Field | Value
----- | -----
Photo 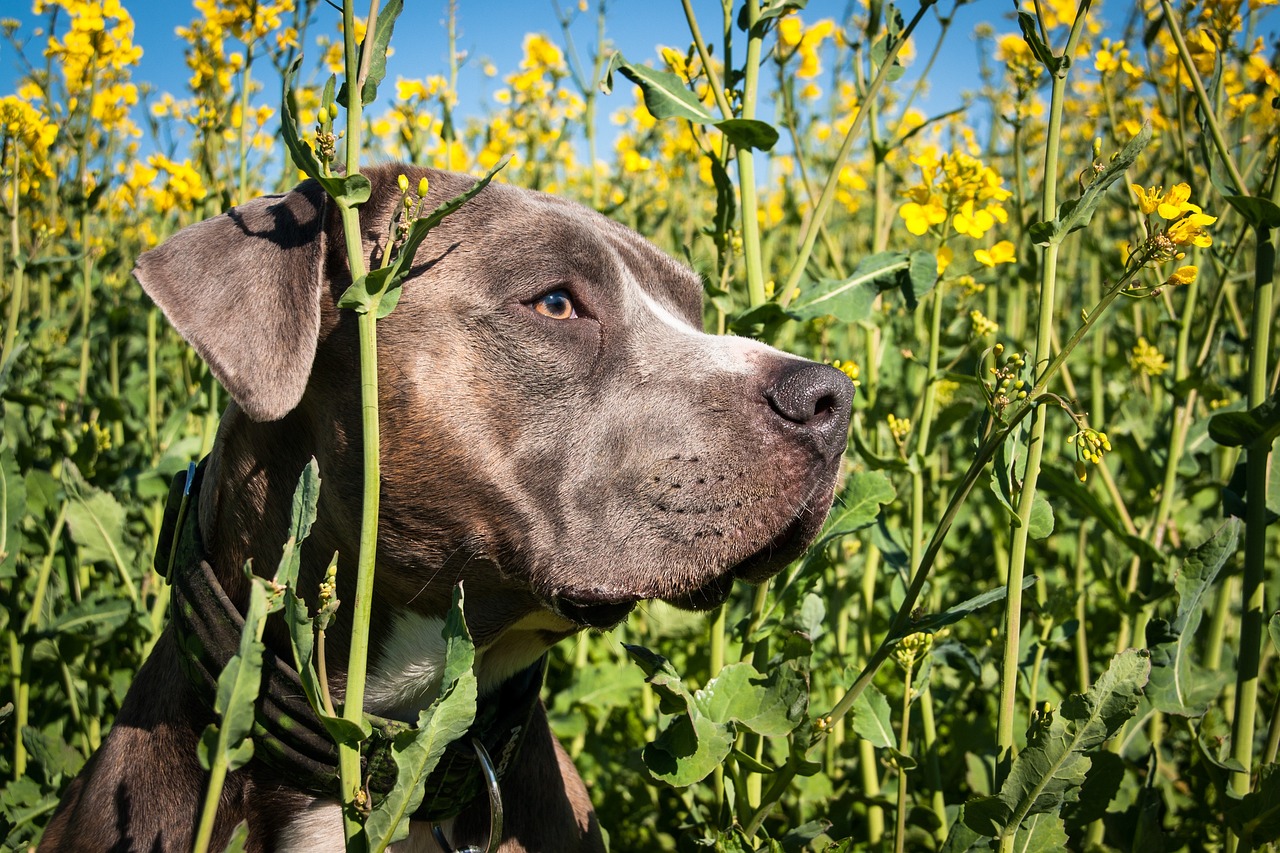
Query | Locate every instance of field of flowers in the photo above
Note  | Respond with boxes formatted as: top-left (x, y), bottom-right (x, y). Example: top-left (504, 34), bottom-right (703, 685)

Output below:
top-left (2, 0), bottom-right (1279, 850)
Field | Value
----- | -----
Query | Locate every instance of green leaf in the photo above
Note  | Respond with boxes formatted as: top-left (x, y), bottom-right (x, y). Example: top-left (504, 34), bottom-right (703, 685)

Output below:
top-left (199, 575), bottom-right (274, 774)
top-left (336, 0), bottom-right (403, 107)
top-left (1224, 195), bottom-right (1280, 229)
top-left (902, 250), bottom-right (938, 310)
top-left (713, 118), bottom-right (780, 151)
top-left (0, 446), bottom-right (23, 579)
top-left (990, 651), bottom-right (1150, 836)
top-left (275, 459), bottom-right (320, 589)
top-left (1009, 812), bottom-right (1069, 852)
top-left (1146, 520), bottom-right (1239, 716)
top-left (1227, 763), bottom-right (1280, 845)
top-left (698, 661), bottom-right (806, 737)
top-left (219, 821), bottom-right (249, 853)
top-left (602, 54), bottom-right (714, 123)
top-left (1209, 391), bottom-right (1280, 449)
top-left (365, 585), bottom-right (477, 852)
top-left (850, 684), bottom-right (894, 749)
top-left (641, 710), bottom-right (734, 788)
top-left (941, 804), bottom-right (984, 850)
top-left (1016, 11), bottom-right (1059, 73)
top-left (1030, 122), bottom-right (1152, 246)
top-left (816, 470), bottom-right (896, 546)
top-left (61, 462), bottom-right (136, 598)
top-left (624, 644), bottom-right (735, 787)
top-left (1028, 495), bottom-right (1054, 540)
top-left (1222, 456), bottom-right (1280, 525)
top-left (790, 252), bottom-right (910, 323)
top-left (41, 596), bottom-right (132, 639)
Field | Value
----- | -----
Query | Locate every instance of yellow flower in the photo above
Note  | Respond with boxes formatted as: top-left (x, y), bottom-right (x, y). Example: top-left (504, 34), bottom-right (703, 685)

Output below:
top-left (829, 359), bottom-right (861, 385)
top-left (1163, 265), bottom-right (1198, 286)
top-left (970, 310), bottom-right (999, 338)
top-left (1167, 215), bottom-right (1215, 248)
top-left (936, 245), bottom-right (953, 274)
top-left (953, 200), bottom-right (996, 239)
top-left (974, 240), bottom-right (1016, 268)
top-left (1130, 183), bottom-right (1164, 215)
top-left (900, 199), bottom-right (947, 235)
top-left (1157, 182), bottom-right (1196, 219)
top-left (1129, 338), bottom-right (1169, 376)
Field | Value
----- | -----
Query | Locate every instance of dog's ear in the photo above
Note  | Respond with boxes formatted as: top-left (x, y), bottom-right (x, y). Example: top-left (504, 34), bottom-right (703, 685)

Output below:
top-left (135, 181), bottom-right (327, 422)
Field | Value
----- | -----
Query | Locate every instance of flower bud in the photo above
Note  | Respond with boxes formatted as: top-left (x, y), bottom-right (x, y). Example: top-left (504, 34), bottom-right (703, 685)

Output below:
top-left (418, 177), bottom-right (429, 197)
top-left (397, 173), bottom-right (409, 193)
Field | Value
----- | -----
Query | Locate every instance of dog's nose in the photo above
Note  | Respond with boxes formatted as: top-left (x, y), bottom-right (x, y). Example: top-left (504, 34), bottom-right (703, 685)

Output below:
top-left (763, 362), bottom-right (854, 455)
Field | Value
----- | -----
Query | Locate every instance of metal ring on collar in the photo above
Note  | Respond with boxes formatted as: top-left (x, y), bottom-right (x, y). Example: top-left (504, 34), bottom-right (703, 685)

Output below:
top-left (430, 738), bottom-right (503, 853)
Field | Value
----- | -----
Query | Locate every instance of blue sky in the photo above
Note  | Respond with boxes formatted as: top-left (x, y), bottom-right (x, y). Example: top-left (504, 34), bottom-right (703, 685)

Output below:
top-left (1, 0), bottom-right (1003, 158)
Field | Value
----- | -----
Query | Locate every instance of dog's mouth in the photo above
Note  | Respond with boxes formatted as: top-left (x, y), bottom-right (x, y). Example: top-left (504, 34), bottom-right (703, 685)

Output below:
top-left (548, 594), bottom-right (637, 630)
top-left (546, 489), bottom-right (830, 630)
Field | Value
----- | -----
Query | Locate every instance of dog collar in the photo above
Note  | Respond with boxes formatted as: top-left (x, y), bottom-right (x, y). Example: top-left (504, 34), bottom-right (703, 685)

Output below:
top-left (157, 461), bottom-right (546, 824)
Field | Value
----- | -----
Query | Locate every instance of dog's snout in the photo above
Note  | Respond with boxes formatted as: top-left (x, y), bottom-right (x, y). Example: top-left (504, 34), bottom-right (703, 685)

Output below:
top-left (763, 362), bottom-right (854, 453)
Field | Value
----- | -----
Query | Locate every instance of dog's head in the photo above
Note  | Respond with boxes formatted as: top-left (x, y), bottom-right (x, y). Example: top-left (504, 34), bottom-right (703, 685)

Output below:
top-left (136, 165), bottom-right (851, 651)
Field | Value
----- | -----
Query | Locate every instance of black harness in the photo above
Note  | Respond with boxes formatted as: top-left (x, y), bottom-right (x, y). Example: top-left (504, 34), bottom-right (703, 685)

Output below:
top-left (158, 462), bottom-right (545, 824)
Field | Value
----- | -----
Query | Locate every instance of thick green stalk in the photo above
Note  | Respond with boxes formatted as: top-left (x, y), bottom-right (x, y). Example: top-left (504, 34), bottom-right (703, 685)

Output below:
top-left (8, 629), bottom-right (25, 778)
top-left (1230, 182), bottom-right (1277, 802)
top-left (737, 0), bottom-right (766, 308)
top-left (1, 152), bottom-right (24, 369)
top-left (237, 44), bottom-right (254, 207)
top-left (893, 660), bottom-right (914, 853)
top-left (994, 8), bottom-right (1089, 812)
top-left (336, 1), bottom-right (378, 843)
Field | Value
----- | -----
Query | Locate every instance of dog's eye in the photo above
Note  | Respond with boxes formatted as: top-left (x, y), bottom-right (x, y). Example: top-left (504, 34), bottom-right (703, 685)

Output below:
top-left (532, 289), bottom-right (577, 320)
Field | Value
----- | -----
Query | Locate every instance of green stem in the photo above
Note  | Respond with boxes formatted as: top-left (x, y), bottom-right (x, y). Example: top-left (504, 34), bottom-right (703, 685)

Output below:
top-left (237, 43), bottom-right (254, 206)
top-left (336, 1), bottom-right (377, 843)
top-left (2, 148), bottom-right (25, 369)
top-left (737, 0), bottom-right (766, 308)
top-left (995, 6), bottom-right (1090, 813)
top-left (8, 629), bottom-right (25, 778)
top-left (1229, 179), bottom-right (1278, 802)
top-left (893, 659), bottom-right (914, 853)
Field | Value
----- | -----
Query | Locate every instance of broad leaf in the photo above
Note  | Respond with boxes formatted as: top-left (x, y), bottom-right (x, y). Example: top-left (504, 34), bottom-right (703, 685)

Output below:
top-left (790, 252), bottom-right (910, 323)
top-left (816, 470), bottom-right (896, 546)
top-left (602, 54), bottom-right (713, 123)
top-left (1227, 763), bottom-right (1280, 846)
top-left (1146, 520), bottom-right (1239, 716)
top-left (969, 651), bottom-right (1150, 838)
top-left (713, 118), bottom-right (779, 152)
top-left (1209, 391), bottom-right (1280, 449)
top-left (850, 684), bottom-right (894, 749)
top-left (0, 446), bottom-right (23, 580)
top-left (61, 462), bottom-right (136, 596)
top-left (697, 662), bottom-right (806, 738)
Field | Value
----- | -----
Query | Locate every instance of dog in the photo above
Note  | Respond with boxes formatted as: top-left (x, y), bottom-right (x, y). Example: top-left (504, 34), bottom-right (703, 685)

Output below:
top-left (39, 165), bottom-right (853, 851)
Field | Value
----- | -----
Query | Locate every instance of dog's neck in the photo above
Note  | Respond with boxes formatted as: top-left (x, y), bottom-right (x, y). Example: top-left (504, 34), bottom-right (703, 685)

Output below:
top-left (198, 404), bottom-right (577, 721)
